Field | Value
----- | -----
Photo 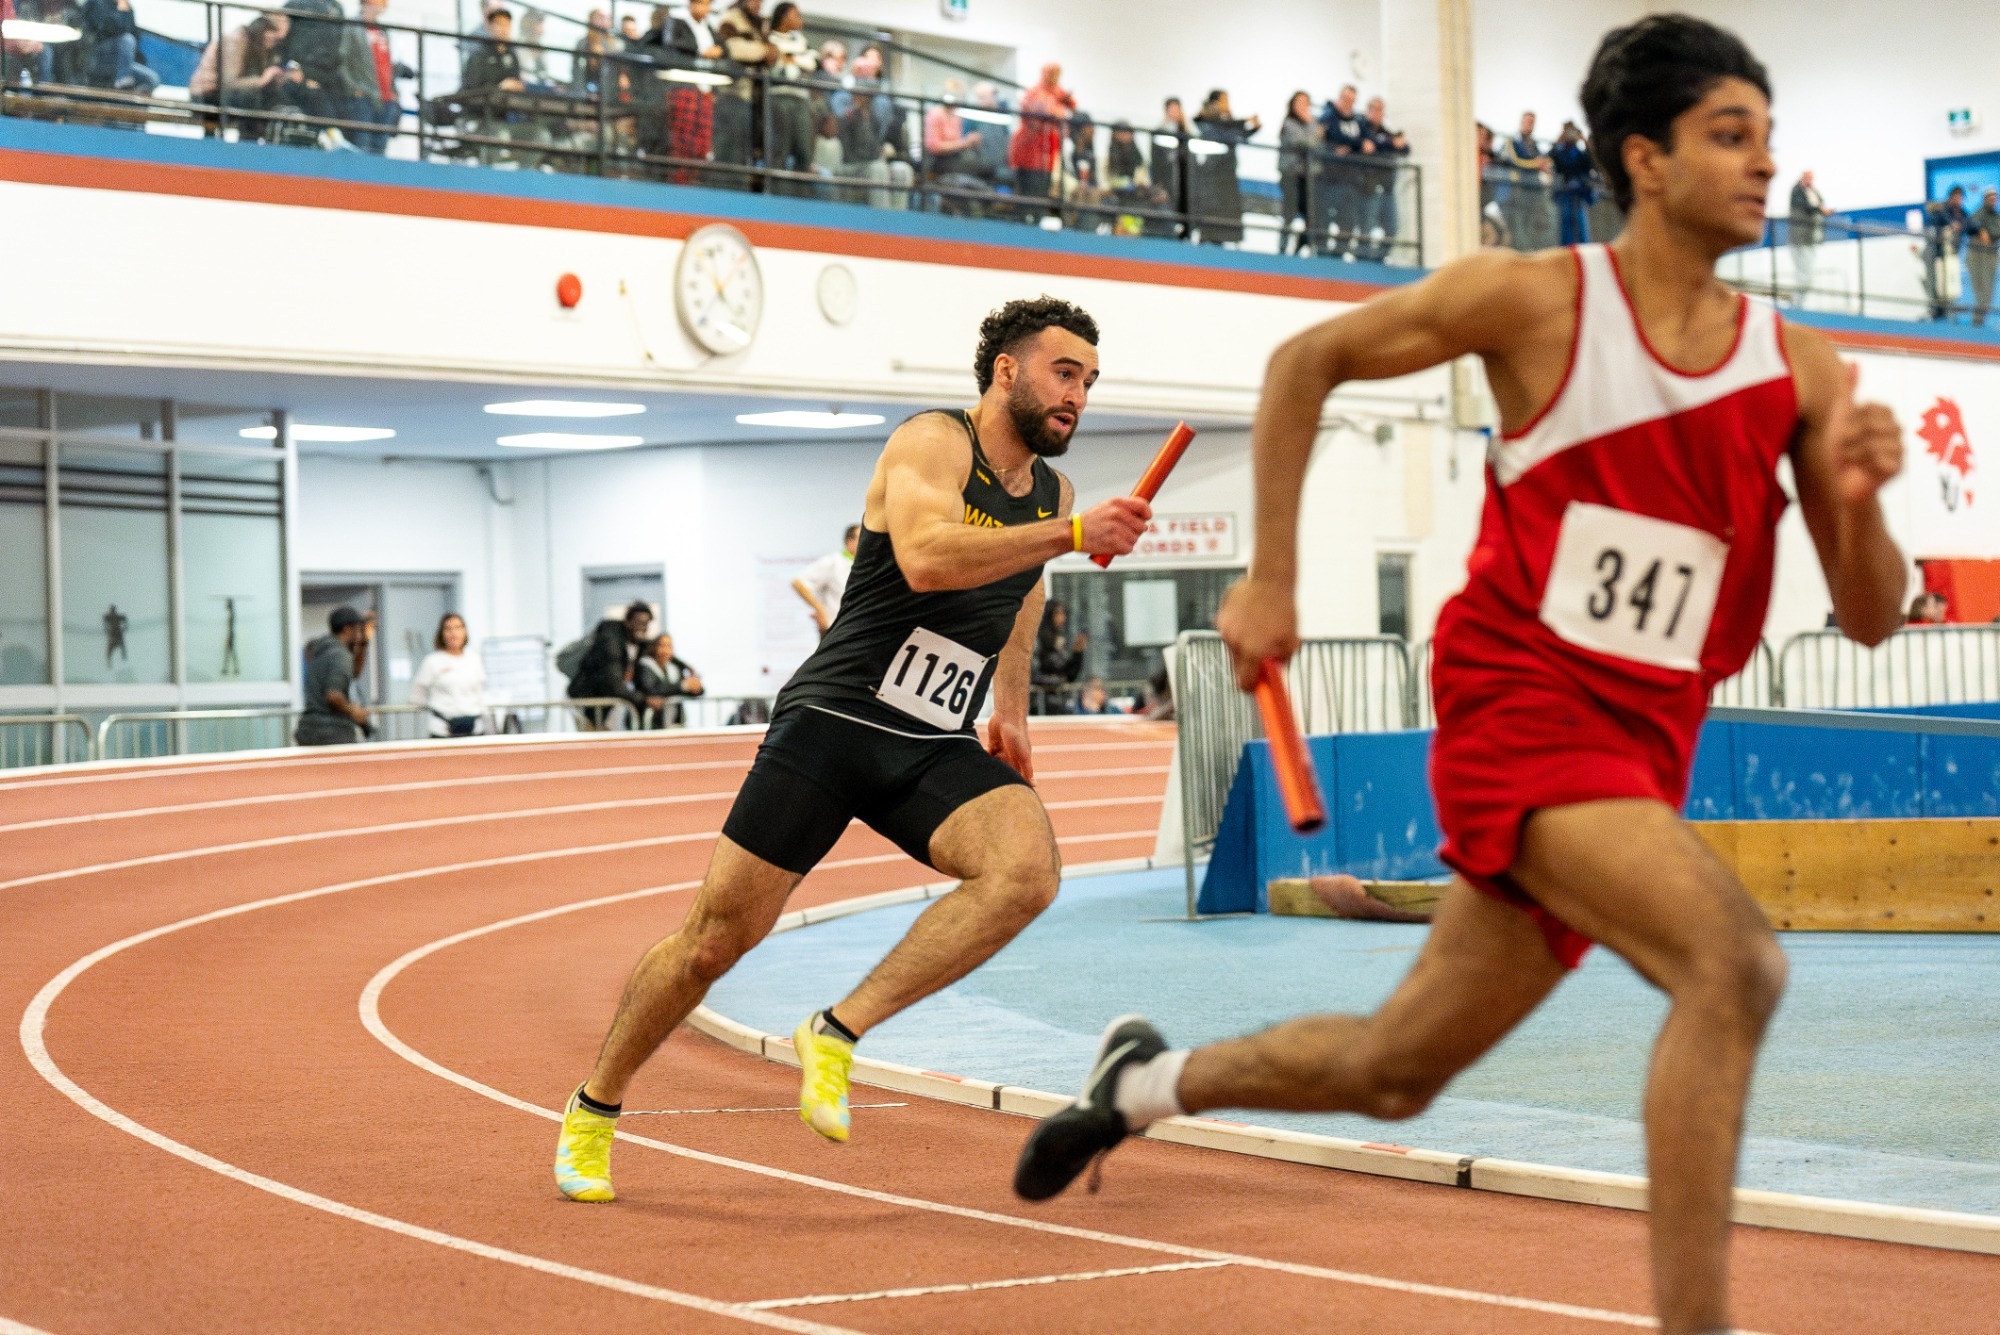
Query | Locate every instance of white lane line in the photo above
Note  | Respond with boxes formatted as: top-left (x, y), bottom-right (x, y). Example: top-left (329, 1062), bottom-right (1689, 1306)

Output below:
top-left (625, 1104), bottom-right (908, 1116)
top-left (356, 862), bottom-right (1661, 1328)
top-left (1035, 765), bottom-right (1169, 780)
top-left (0, 791), bottom-right (737, 894)
top-left (0, 1317), bottom-right (57, 1334)
top-left (0, 759), bottom-right (753, 835)
top-left (1043, 795), bottom-right (1163, 811)
top-left (743, 1260), bottom-right (1232, 1309)
top-left (0, 733), bottom-right (721, 795)
top-left (17, 850), bottom-right (864, 1335)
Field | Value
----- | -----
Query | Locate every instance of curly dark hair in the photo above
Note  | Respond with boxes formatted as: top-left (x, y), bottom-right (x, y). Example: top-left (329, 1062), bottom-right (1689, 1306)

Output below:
top-left (972, 296), bottom-right (1100, 394)
top-left (1581, 14), bottom-right (1769, 213)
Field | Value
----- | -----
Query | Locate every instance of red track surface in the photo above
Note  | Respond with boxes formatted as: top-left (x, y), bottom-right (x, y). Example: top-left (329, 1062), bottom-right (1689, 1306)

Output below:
top-left (2, 724), bottom-right (1992, 1334)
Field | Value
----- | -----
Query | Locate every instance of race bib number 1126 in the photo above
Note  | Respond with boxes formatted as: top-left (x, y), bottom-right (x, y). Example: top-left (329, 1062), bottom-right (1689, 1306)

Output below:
top-left (1539, 502), bottom-right (1728, 672)
top-left (877, 626), bottom-right (989, 729)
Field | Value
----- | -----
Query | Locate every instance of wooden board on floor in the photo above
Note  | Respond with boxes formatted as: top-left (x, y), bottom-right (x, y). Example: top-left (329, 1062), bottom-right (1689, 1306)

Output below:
top-left (1271, 820), bottom-right (2000, 933)
top-left (1696, 818), bottom-right (2000, 932)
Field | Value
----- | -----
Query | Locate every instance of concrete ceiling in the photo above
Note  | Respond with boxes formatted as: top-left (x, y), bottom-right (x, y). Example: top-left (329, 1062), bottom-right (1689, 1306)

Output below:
top-left (0, 360), bottom-right (1223, 462)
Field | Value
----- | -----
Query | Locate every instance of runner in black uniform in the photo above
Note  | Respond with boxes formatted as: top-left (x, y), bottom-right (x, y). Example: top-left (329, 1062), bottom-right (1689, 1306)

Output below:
top-left (554, 297), bottom-right (1154, 1198)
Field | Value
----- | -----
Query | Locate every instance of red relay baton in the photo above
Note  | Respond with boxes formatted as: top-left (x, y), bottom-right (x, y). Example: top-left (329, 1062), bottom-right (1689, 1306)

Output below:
top-left (1090, 421), bottom-right (1196, 568)
top-left (1253, 658), bottom-right (1327, 833)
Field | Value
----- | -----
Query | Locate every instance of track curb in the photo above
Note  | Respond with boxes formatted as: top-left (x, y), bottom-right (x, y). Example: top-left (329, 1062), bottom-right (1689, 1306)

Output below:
top-left (688, 859), bottom-right (2000, 1257)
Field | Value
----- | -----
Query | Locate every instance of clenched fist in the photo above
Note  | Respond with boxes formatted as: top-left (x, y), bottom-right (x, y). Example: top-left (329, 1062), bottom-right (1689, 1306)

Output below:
top-left (1077, 496), bottom-right (1152, 556)
top-left (1829, 361), bottom-right (1903, 507)
top-left (1215, 575), bottom-right (1299, 691)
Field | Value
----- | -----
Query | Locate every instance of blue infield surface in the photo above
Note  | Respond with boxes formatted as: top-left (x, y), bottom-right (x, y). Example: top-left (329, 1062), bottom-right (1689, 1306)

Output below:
top-left (709, 867), bottom-right (2000, 1215)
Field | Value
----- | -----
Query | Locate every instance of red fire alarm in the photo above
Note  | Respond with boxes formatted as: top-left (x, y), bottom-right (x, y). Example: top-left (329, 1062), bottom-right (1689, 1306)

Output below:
top-left (556, 273), bottom-right (584, 308)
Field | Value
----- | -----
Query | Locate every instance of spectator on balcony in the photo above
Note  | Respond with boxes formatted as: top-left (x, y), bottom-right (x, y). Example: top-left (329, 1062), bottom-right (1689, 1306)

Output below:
top-left (567, 601), bottom-right (662, 727)
top-left (1105, 121), bottom-right (1166, 235)
top-left (1318, 85), bottom-right (1367, 257)
top-left (764, 2), bottom-right (817, 190)
top-left (410, 612), bottom-right (489, 737)
top-left (1922, 185), bottom-right (1968, 321)
top-left (965, 80), bottom-right (1010, 184)
top-left (78, 0), bottom-right (156, 94)
top-left (571, 8), bottom-right (620, 92)
top-left (636, 633), bottom-right (705, 727)
top-left (711, 0), bottom-right (771, 188)
top-left (1278, 91), bottom-right (1322, 255)
top-left (459, 7), bottom-right (549, 166)
top-left (279, 0), bottom-right (352, 135)
top-left (835, 45), bottom-right (913, 208)
top-left (1191, 88), bottom-right (1255, 246)
top-left (189, 11), bottom-right (307, 137)
top-left (1358, 95), bottom-right (1408, 261)
top-left (1549, 119), bottom-right (1596, 246)
top-left (1009, 61), bottom-right (1074, 207)
top-left (1908, 591), bottom-right (1949, 625)
top-left (619, 13), bottom-right (639, 41)
top-left (3, 0), bottom-right (54, 84)
top-left (640, 0), bottom-right (721, 183)
top-left (1498, 110), bottom-right (1553, 252)
top-left (1968, 187), bottom-right (2000, 328)
top-left (1788, 170), bottom-right (1827, 298)
top-left (924, 78), bottom-right (982, 181)
top-left (339, 0), bottom-right (406, 154)
top-left (297, 606), bottom-right (372, 746)
top-left (514, 8), bottom-right (555, 86)
top-left (1151, 95), bottom-right (1190, 215)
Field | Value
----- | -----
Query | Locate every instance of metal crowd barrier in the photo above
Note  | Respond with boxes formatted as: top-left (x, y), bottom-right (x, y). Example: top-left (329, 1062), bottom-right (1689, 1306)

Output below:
top-left (1709, 638), bottom-right (1780, 708)
top-left (485, 698), bottom-right (642, 734)
top-left (1172, 631), bottom-right (1417, 915)
top-left (0, 713), bottom-right (94, 769)
top-left (1776, 626), bottom-right (2000, 710)
top-left (96, 703), bottom-right (434, 760)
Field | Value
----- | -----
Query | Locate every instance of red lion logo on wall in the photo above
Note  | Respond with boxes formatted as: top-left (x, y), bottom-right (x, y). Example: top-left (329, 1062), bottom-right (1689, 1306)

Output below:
top-left (1917, 397), bottom-right (1976, 511)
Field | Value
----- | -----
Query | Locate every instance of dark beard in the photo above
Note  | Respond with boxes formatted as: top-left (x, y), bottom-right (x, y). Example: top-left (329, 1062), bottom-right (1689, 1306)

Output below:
top-left (1006, 381), bottom-right (1075, 457)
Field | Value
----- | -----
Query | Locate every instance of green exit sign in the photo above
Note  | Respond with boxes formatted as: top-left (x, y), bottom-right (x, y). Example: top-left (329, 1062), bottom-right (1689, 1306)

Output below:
top-left (1947, 107), bottom-right (1980, 135)
top-left (941, 0), bottom-right (969, 19)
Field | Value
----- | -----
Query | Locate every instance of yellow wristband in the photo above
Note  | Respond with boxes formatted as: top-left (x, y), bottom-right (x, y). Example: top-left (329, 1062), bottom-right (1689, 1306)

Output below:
top-left (1071, 513), bottom-right (1084, 553)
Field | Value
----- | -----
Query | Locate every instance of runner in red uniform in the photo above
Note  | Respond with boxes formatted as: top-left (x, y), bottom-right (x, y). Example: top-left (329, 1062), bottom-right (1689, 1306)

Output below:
top-left (1013, 18), bottom-right (1909, 1334)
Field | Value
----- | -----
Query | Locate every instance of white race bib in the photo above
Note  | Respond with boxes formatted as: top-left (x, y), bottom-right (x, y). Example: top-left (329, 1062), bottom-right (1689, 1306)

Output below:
top-left (1539, 502), bottom-right (1728, 672)
top-left (876, 626), bottom-right (990, 729)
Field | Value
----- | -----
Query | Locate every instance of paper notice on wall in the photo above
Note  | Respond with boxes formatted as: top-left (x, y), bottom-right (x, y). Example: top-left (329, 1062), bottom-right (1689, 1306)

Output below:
top-left (482, 635), bottom-right (550, 705)
top-left (1854, 355), bottom-right (2000, 559)
top-left (1123, 579), bottom-right (1180, 646)
top-left (757, 556), bottom-right (825, 691)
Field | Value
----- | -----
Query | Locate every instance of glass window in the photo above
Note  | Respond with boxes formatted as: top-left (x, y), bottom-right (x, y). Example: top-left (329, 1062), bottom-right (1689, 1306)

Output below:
top-left (59, 447), bottom-right (172, 685)
top-left (0, 441), bottom-right (49, 685)
top-left (173, 403), bottom-right (288, 449)
top-left (181, 456), bottom-right (286, 683)
top-left (54, 393), bottom-right (169, 441)
top-left (1377, 552), bottom-right (1412, 641)
top-left (0, 389), bottom-right (43, 430)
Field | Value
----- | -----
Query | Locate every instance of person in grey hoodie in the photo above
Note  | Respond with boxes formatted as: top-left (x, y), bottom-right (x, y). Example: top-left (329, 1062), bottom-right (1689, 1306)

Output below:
top-left (296, 606), bottom-right (373, 745)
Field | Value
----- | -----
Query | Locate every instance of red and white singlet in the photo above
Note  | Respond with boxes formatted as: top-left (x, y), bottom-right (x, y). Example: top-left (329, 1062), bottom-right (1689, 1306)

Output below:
top-left (1429, 243), bottom-right (1799, 964)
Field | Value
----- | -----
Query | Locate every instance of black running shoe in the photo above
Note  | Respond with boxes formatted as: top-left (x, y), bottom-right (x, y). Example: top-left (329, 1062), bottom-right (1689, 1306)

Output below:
top-left (1013, 1014), bottom-right (1166, 1201)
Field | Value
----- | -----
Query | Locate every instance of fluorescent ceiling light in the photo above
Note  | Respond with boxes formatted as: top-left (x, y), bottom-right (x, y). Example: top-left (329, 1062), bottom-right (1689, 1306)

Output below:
top-left (239, 424), bottom-right (396, 442)
top-left (660, 68), bottom-right (735, 87)
top-left (955, 107), bottom-right (1014, 126)
top-left (497, 432), bottom-right (647, 450)
top-left (484, 399), bottom-right (646, 418)
top-left (1, 19), bottom-right (81, 41)
top-left (735, 411), bottom-right (887, 430)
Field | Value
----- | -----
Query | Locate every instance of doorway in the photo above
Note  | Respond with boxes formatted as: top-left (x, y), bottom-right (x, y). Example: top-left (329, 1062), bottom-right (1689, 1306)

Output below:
top-left (300, 573), bottom-right (460, 706)
top-left (582, 565), bottom-right (665, 633)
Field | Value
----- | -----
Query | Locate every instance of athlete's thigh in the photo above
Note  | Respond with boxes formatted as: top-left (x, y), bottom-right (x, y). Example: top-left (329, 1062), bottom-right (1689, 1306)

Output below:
top-left (924, 781), bottom-right (1057, 884)
top-left (678, 834), bottom-right (806, 948)
top-left (1511, 798), bottom-right (1773, 993)
top-left (1363, 878), bottom-right (1567, 1072)
top-left (719, 711), bottom-right (861, 877)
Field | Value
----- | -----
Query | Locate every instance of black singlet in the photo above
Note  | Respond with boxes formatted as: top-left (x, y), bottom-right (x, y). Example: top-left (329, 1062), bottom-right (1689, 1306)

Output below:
top-left (773, 409), bottom-right (1062, 737)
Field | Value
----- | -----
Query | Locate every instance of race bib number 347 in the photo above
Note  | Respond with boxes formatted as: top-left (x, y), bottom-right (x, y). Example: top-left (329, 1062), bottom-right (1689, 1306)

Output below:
top-left (1539, 502), bottom-right (1728, 672)
top-left (877, 626), bottom-right (990, 729)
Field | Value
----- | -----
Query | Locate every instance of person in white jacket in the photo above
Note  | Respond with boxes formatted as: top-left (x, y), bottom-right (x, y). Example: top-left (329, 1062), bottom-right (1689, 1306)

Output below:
top-left (409, 612), bottom-right (488, 737)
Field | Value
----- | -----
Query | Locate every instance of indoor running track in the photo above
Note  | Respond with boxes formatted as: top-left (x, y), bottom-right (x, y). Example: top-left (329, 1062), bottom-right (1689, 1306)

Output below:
top-left (1, 723), bottom-right (1991, 1334)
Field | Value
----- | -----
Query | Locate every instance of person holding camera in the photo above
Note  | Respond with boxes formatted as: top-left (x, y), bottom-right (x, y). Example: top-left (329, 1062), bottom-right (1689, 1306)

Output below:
top-left (296, 606), bottom-right (373, 746)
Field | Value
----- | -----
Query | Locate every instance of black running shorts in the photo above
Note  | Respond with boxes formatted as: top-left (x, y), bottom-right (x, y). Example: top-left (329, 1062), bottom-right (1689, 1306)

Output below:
top-left (721, 706), bottom-right (1032, 875)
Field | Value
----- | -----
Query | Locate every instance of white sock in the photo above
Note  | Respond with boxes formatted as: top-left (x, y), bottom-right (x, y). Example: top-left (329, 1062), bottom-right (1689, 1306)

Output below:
top-left (1111, 1048), bottom-right (1190, 1132)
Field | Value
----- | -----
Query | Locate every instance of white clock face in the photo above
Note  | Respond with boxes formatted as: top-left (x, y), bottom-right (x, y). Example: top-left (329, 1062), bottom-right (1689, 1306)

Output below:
top-left (816, 263), bottom-right (859, 326)
top-left (675, 224), bottom-right (763, 355)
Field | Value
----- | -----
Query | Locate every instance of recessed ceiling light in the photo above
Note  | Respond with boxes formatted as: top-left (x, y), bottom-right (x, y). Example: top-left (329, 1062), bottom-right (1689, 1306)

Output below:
top-left (239, 424), bottom-right (396, 442)
top-left (496, 433), bottom-right (647, 451)
top-left (484, 399), bottom-right (647, 417)
top-left (735, 411), bottom-right (887, 430)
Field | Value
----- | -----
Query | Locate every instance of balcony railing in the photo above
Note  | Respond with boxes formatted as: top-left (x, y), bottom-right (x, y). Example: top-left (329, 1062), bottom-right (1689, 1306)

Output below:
top-left (1719, 215), bottom-right (2000, 327)
top-left (0, 0), bottom-right (1423, 266)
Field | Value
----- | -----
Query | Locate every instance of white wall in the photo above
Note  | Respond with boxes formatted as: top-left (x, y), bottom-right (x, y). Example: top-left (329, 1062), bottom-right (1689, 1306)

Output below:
top-left (1475, 0), bottom-right (2000, 212)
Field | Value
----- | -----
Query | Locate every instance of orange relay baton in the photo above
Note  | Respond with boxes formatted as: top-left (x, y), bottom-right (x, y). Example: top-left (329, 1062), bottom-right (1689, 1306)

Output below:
top-left (1253, 658), bottom-right (1327, 834)
top-left (1090, 421), bottom-right (1196, 568)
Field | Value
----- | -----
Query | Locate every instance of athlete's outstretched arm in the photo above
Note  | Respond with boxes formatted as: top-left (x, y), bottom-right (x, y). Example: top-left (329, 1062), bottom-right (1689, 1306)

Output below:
top-left (986, 580), bottom-right (1043, 779)
top-left (881, 415), bottom-right (1148, 592)
top-left (1784, 325), bottom-right (1907, 647)
top-left (1217, 251), bottom-right (1541, 686)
